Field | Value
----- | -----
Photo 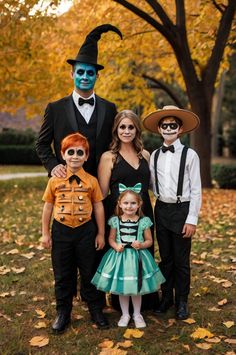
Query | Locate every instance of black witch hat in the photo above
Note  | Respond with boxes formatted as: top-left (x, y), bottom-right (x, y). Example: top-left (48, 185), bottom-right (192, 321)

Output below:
top-left (67, 24), bottom-right (122, 71)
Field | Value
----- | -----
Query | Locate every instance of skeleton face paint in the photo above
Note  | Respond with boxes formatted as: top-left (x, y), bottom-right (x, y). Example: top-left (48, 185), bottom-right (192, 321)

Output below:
top-left (158, 118), bottom-right (182, 144)
top-left (73, 63), bottom-right (97, 91)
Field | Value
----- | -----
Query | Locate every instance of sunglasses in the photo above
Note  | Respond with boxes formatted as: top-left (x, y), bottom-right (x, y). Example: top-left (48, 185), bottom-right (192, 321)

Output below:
top-left (119, 124), bottom-right (135, 130)
top-left (160, 122), bottom-right (179, 130)
top-left (66, 148), bottom-right (85, 157)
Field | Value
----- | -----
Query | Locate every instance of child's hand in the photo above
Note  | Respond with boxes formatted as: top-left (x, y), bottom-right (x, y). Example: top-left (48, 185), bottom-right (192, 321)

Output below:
top-left (131, 241), bottom-right (142, 250)
top-left (95, 234), bottom-right (105, 250)
top-left (182, 223), bottom-right (196, 238)
top-left (41, 235), bottom-right (52, 249)
top-left (115, 244), bottom-right (124, 253)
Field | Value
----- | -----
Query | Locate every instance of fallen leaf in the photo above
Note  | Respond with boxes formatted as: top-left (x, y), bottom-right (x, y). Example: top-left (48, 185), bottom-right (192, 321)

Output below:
top-left (0, 266), bottom-right (11, 275)
top-left (192, 259), bottom-right (204, 265)
top-left (165, 318), bottom-right (176, 328)
top-left (116, 340), bottom-right (133, 348)
top-left (99, 349), bottom-right (127, 355)
top-left (182, 318), bottom-right (196, 324)
top-left (223, 321), bottom-right (235, 329)
top-left (74, 314), bottom-right (84, 320)
top-left (123, 328), bottom-right (144, 339)
top-left (0, 292), bottom-right (10, 298)
top-left (34, 321), bottom-right (47, 329)
top-left (224, 338), bottom-right (236, 345)
top-left (182, 344), bottom-right (190, 351)
top-left (190, 327), bottom-right (214, 339)
top-left (217, 298), bottom-right (228, 306)
top-left (35, 309), bottom-right (46, 318)
top-left (32, 296), bottom-right (45, 301)
top-left (171, 335), bottom-right (179, 341)
top-left (195, 343), bottom-right (212, 350)
top-left (98, 339), bottom-right (114, 349)
top-left (11, 267), bottom-right (25, 274)
top-left (205, 337), bottom-right (221, 343)
top-left (222, 281), bottom-right (233, 288)
top-left (29, 336), bottom-right (49, 347)
top-left (21, 252), bottom-right (35, 259)
top-left (147, 315), bottom-right (162, 324)
top-left (0, 312), bottom-right (12, 321)
top-left (208, 307), bottom-right (221, 312)
top-left (6, 249), bottom-right (19, 255)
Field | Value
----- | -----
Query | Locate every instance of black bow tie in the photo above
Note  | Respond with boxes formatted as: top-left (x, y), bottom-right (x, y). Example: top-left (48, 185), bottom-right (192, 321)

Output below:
top-left (162, 145), bottom-right (175, 153)
top-left (69, 175), bottom-right (81, 184)
top-left (78, 97), bottom-right (94, 106)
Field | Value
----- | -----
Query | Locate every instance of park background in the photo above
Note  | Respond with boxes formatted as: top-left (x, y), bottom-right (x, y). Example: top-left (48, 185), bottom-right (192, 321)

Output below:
top-left (0, 1), bottom-right (235, 354)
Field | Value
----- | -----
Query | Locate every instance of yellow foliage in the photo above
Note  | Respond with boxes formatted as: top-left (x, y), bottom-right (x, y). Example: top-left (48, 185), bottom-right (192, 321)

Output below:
top-left (190, 327), bottom-right (214, 339)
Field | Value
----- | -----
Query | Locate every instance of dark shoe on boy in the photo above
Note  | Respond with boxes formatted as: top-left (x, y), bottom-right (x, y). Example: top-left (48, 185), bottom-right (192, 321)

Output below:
top-left (52, 311), bottom-right (71, 333)
top-left (176, 301), bottom-right (189, 320)
top-left (154, 299), bottom-right (174, 314)
top-left (90, 310), bottom-right (109, 329)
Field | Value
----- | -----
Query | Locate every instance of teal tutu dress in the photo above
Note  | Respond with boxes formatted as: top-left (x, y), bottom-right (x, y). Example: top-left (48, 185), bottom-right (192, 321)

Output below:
top-left (91, 216), bottom-right (165, 295)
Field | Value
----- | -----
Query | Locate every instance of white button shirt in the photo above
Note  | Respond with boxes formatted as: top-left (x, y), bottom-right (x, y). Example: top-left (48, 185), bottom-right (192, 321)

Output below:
top-left (72, 90), bottom-right (95, 124)
top-left (149, 139), bottom-right (202, 225)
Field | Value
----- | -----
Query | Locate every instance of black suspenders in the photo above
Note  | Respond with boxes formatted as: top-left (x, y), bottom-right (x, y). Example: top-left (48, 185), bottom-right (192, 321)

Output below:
top-left (154, 146), bottom-right (188, 203)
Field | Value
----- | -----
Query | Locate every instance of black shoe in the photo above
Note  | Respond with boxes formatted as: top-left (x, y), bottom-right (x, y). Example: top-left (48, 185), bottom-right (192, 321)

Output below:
top-left (176, 301), bottom-right (189, 320)
top-left (154, 299), bottom-right (174, 314)
top-left (52, 312), bottom-right (71, 333)
top-left (91, 310), bottom-right (109, 329)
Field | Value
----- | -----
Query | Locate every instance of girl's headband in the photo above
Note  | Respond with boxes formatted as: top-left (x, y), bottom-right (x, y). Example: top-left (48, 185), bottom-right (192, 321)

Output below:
top-left (118, 183), bottom-right (142, 194)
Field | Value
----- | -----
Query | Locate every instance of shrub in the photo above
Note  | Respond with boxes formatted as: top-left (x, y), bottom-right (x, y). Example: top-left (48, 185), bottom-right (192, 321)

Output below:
top-left (0, 145), bottom-right (41, 165)
top-left (0, 128), bottom-right (37, 145)
top-left (212, 164), bottom-right (236, 189)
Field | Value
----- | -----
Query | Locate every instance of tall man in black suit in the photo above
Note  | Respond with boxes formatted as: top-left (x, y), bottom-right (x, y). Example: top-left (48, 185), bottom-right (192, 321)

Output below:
top-left (36, 24), bottom-right (122, 178)
top-left (36, 24), bottom-right (122, 329)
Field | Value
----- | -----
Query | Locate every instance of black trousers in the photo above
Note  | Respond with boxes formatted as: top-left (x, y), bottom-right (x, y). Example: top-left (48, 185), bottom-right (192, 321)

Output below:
top-left (155, 201), bottom-right (191, 304)
top-left (51, 219), bottom-right (105, 315)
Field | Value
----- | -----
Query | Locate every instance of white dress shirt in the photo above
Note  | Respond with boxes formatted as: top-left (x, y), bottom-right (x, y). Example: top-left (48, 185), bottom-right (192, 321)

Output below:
top-left (72, 90), bottom-right (95, 124)
top-left (150, 138), bottom-right (202, 225)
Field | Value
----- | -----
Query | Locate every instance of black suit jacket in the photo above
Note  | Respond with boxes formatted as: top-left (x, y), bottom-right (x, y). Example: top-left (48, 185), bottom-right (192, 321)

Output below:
top-left (36, 94), bottom-right (117, 175)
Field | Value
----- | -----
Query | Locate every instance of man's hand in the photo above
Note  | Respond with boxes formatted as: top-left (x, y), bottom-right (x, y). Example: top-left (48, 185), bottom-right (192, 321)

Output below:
top-left (41, 235), bottom-right (52, 249)
top-left (95, 234), bottom-right (105, 250)
top-left (51, 164), bottom-right (67, 178)
top-left (182, 224), bottom-right (196, 238)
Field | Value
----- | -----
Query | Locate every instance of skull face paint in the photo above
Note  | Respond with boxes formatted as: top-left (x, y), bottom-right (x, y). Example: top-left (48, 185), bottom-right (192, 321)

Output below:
top-left (158, 117), bottom-right (182, 144)
top-left (73, 63), bottom-right (97, 91)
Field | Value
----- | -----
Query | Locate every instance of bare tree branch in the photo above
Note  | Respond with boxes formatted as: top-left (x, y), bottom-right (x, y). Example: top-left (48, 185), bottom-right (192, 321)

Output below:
top-left (211, 0), bottom-right (225, 14)
top-left (203, 0), bottom-right (236, 89)
top-left (175, 0), bottom-right (186, 27)
top-left (142, 74), bottom-right (184, 108)
top-left (113, 0), bottom-right (173, 41)
top-left (145, 0), bottom-right (173, 27)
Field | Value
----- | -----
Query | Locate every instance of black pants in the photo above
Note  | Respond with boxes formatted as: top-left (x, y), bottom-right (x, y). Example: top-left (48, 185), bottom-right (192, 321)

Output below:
top-left (155, 201), bottom-right (191, 304)
top-left (51, 220), bottom-right (105, 315)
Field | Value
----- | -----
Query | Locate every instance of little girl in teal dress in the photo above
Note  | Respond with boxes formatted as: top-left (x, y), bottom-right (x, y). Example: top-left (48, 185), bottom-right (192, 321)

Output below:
top-left (92, 183), bottom-right (165, 328)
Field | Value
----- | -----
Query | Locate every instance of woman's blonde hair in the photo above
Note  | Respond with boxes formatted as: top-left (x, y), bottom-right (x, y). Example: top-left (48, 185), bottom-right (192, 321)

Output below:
top-left (115, 190), bottom-right (143, 217)
top-left (110, 110), bottom-right (143, 158)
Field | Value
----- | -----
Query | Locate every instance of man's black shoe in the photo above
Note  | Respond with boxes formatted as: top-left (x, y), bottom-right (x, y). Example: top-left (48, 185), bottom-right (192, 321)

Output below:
top-left (154, 300), bottom-right (174, 314)
top-left (176, 301), bottom-right (189, 320)
top-left (91, 310), bottom-right (109, 329)
top-left (52, 312), bottom-right (71, 333)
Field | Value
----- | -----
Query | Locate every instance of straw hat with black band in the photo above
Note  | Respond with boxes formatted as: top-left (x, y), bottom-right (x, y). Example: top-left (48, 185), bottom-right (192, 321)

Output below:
top-left (143, 105), bottom-right (200, 134)
top-left (67, 24), bottom-right (122, 71)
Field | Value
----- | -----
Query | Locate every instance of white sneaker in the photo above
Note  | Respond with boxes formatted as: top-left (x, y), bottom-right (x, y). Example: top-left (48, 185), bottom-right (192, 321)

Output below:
top-left (118, 315), bottom-right (131, 327)
top-left (133, 314), bottom-right (146, 328)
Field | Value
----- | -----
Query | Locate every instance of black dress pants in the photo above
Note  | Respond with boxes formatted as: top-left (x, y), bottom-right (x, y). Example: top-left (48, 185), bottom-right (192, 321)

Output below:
top-left (155, 201), bottom-right (191, 304)
top-left (51, 220), bottom-right (104, 315)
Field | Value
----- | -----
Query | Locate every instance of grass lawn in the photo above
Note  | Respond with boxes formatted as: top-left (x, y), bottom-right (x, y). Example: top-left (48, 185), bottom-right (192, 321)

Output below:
top-left (0, 165), bottom-right (45, 174)
top-left (0, 178), bottom-right (235, 354)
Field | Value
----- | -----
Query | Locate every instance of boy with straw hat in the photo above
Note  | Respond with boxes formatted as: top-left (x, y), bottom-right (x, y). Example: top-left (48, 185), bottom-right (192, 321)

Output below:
top-left (143, 105), bottom-right (202, 320)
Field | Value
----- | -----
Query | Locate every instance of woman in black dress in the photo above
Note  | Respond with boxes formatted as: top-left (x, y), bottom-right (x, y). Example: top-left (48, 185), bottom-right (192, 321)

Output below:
top-left (98, 110), bottom-right (159, 310)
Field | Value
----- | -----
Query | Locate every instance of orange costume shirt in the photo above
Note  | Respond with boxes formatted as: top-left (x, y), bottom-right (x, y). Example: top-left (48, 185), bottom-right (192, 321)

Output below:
top-left (42, 167), bottom-right (103, 228)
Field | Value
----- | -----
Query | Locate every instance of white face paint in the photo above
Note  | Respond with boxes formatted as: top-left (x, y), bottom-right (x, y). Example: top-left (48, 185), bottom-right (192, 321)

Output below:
top-left (158, 118), bottom-right (182, 144)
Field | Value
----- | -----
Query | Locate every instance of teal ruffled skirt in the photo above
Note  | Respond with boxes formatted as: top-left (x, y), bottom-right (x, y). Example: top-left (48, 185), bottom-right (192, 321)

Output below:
top-left (91, 248), bottom-right (165, 295)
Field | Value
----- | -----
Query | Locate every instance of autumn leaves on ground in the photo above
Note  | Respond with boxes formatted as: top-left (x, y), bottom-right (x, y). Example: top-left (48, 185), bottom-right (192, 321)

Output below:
top-left (0, 178), bottom-right (235, 354)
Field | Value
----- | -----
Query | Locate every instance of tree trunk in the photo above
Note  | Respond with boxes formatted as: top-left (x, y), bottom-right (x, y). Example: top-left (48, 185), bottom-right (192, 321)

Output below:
top-left (189, 92), bottom-right (212, 188)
